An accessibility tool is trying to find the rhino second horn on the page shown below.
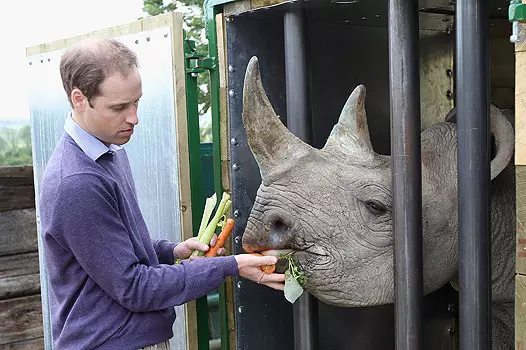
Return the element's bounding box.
[322,85,376,161]
[242,56,312,179]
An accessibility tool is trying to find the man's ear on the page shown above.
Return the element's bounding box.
[71,88,87,111]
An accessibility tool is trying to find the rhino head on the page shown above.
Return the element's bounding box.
[240,56,514,307]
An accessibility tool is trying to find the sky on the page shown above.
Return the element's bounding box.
[0,0,146,121]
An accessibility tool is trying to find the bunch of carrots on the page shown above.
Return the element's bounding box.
[191,192,276,273]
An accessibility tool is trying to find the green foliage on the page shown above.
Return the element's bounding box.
[143,0,212,143]
[0,125,33,166]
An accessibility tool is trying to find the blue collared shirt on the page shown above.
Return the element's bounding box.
[64,114,122,161]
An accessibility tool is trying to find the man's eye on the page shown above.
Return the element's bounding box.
[112,105,126,111]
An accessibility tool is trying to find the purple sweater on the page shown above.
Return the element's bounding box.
[39,134,238,349]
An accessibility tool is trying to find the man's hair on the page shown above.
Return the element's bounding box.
[60,38,138,107]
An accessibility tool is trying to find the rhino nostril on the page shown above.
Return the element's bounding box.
[271,219,288,235]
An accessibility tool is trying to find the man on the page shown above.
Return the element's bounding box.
[39,38,284,350]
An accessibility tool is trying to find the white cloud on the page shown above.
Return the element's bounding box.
[0,0,146,120]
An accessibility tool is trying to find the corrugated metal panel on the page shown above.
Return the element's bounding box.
[27,27,187,350]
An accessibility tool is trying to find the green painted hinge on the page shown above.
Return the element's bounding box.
[184,38,216,74]
[510,0,526,22]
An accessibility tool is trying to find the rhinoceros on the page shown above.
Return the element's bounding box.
[240,57,515,349]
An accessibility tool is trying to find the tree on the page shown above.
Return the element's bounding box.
[0,126,32,166]
[143,0,212,143]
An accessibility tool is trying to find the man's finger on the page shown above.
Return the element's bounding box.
[210,234,218,247]
[266,273,286,283]
[188,255,204,261]
[259,256,278,266]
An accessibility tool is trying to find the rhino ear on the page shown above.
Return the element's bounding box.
[489,104,514,180]
[442,105,514,180]
[322,85,375,160]
[242,56,311,179]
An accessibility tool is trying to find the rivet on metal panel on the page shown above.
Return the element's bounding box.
[448,327,456,335]
[375,14,381,18]
[226,16,233,23]
[232,163,240,171]
[361,16,368,20]
[48,58,51,62]
[29,62,32,65]
[181,205,187,212]
[238,305,243,313]
[447,303,455,313]
[235,236,242,244]
[146,37,151,42]
[446,90,453,99]
[228,65,235,73]
[191,72,198,78]
[237,281,242,289]
[234,210,241,218]
[344,19,351,24]
[446,69,453,77]
[442,17,450,22]
[229,89,236,98]
[135,39,139,44]
[164,33,168,38]
[231,137,239,146]
[40,59,43,63]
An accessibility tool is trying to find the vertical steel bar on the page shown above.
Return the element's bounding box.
[284,6,318,350]
[388,0,424,348]
[456,0,492,347]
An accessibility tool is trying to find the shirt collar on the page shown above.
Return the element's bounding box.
[64,113,122,161]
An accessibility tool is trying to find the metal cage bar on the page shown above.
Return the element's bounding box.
[456,0,492,348]
[388,0,424,348]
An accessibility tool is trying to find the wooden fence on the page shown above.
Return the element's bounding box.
[0,166,44,349]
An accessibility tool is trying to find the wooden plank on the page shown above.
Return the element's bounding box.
[0,167,33,182]
[0,209,37,257]
[518,164,526,274]
[224,1,251,16]
[517,275,526,350]
[0,186,35,212]
[169,12,193,245]
[0,295,44,345]
[0,337,44,350]
[0,167,35,212]
[0,274,40,301]
[0,252,40,300]
[0,252,40,279]
[217,13,232,194]
[515,24,526,165]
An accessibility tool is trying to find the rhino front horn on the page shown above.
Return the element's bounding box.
[242,56,312,180]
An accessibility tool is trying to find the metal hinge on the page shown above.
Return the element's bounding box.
[510,0,526,22]
[184,38,216,76]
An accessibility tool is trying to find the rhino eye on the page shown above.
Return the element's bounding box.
[364,200,387,215]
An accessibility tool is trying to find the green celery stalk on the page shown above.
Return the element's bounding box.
[192,192,231,256]
[197,193,217,241]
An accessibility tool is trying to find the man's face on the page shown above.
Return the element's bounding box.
[75,68,143,146]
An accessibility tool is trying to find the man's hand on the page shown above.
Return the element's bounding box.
[234,254,285,291]
[173,235,225,261]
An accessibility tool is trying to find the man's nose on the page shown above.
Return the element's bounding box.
[126,105,139,125]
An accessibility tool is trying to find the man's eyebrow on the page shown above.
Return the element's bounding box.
[108,95,142,106]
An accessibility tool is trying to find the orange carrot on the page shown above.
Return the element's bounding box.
[250,253,276,274]
[204,218,235,257]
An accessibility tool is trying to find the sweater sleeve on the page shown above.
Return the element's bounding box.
[50,174,239,312]
[152,239,178,265]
